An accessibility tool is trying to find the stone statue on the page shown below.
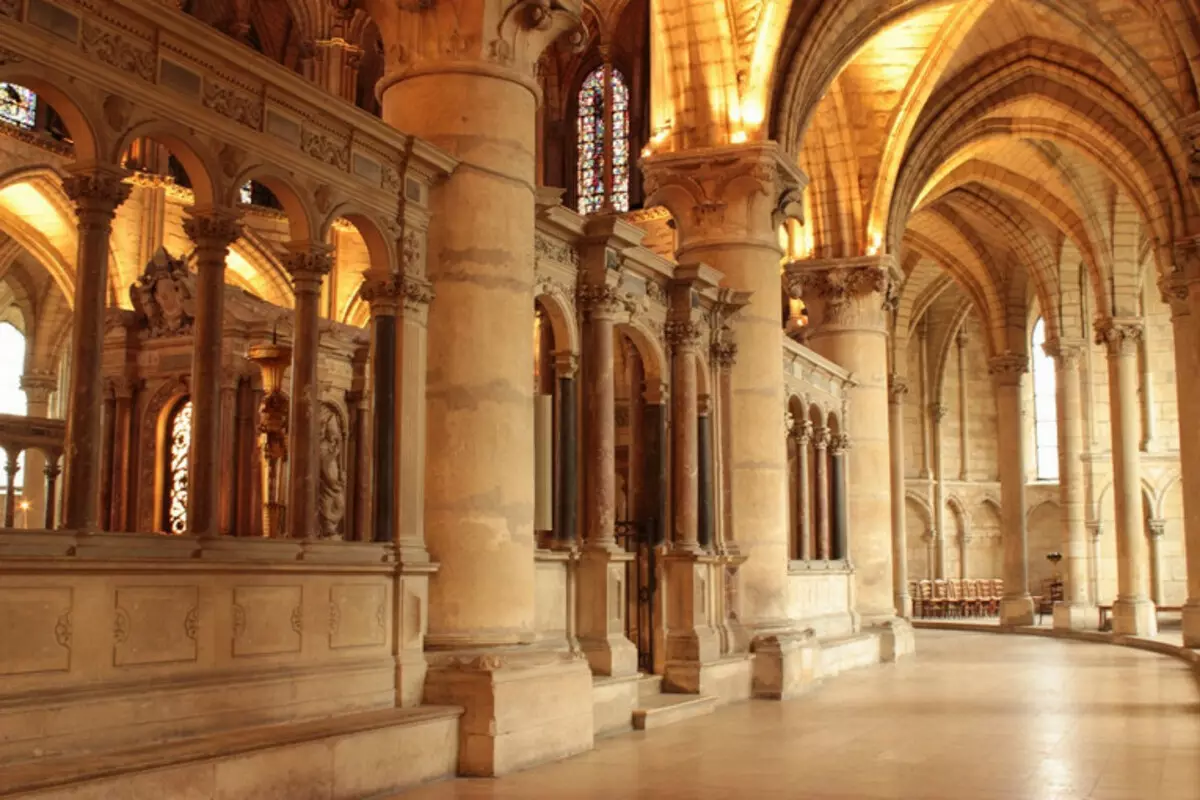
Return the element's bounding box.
[130,248,195,338]
[317,404,346,539]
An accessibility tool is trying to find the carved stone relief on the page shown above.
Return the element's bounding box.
[130,249,196,339]
[318,402,347,539]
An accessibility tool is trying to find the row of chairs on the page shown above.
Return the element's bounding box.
[910,578,1003,618]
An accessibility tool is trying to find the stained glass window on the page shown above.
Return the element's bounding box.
[0,83,36,130]
[165,398,192,534]
[1031,318,1059,481]
[576,67,630,215]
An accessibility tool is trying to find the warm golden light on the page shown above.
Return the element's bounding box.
[730,130,747,144]
[18,501,30,511]
[866,231,883,256]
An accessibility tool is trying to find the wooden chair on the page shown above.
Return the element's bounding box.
[909,581,922,618]
[962,579,981,617]
[917,580,937,619]
[946,579,964,618]
[931,579,949,619]
[986,579,1003,617]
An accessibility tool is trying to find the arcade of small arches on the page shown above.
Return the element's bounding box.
[1,0,1200,796]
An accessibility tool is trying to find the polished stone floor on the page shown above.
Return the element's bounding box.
[395,631,1200,800]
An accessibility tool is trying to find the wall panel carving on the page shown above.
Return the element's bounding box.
[328,584,387,650]
[231,586,303,657]
[112,585,199,666]
[0,587,73,675]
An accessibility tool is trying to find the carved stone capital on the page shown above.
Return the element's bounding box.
[283,244,333,292]
[1148,518,1166,539]
[359,273,434,315]
[988,354,1028,387]
[711,338,738,369]
[1042,338,1087,370]
[1094,318,1144,357]
[554,351,579,378]
[641,142,807,253]
[19,371,57,406]
[664,319,702,353]
[183,208,243,251]
[62,166,131,220]
[813,427,831,450]
[929,403,948,423]
[1158,271,1194,320]
[829,433,851,454]
[576,283,626,321]
[888,375,908,406]
[785,258,897,332]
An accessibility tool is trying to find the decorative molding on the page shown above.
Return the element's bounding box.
[203,81,263,129]
[534,232,579,268]
[987,354,1028,385]
[888,375,908,405]
[664,319,702,352]
[81,21,156,83]
[55,612,72,649]
[1094,318,1144,356]
[576,283,626,319]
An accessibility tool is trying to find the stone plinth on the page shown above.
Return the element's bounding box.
[751,632,820,700]
[423,653,594,776]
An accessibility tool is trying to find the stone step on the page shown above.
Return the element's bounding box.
[636,673,663,701]
[818,632,881,677]
[632,693,716,731]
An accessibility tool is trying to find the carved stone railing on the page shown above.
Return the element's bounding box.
[0,412,65,459]
[783,337,853,413]
[0,0,456,226]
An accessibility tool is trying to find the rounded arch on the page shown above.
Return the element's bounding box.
[615,318,667,385]
[228,230,293,308]
[228,166,317,243]
[320,206,395,275]
[534,284,580,357]
[111,121,222,208]
[0,66,102,163]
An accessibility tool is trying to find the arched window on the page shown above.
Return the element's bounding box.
[0,84,37,129]
[1031,318,1058,481]
[163,397,193,534]
[576,66,630,215]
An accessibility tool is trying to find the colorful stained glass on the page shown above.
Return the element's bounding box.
[166,399,192,535]
[576,67,630,214]
[0,83,36,130]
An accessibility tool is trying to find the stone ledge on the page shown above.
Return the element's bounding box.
[0,706,463,798]
[912,621,1200,669]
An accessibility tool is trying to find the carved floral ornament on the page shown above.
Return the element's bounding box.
[887,375,909,405]
[710,338,737,368]
[829,433,852,454]
[576,283,628,319]
[1094,318,1144,355]
[786,264,895,307]
[1041,338,1086,368]
[359,274,435,313]
[987,354,1028,385]
[664,319,702,352]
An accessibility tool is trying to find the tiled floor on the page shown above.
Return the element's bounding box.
[394,631,1200,800]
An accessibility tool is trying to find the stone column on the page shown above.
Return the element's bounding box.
[788,258,898,623]
[711,336,748,655]
[3,448,19,527]
[669,319,701,553]
[829,433,850,561]
[1160,263,1200,646]
[360,276,399,543]
[888,375,912,617]
[918,320,932,479]
[108,379,135,531]
[555,353,579,544]
[43,453,61,529]
[956,331,970,480]
[989,355,1035,625]
[643,143,805,637]
[792,421,813,560]
[930,402,948,578]
[98,387,116,530]
[19,372,56,527]
[1087,520,1103,607]
[813,426,830,560]
[698,401,715,551]
[282,245,332,540]
[184,209,242,537]
[1139,333,1156,451]
[1096,319,1156,636]
[1046,339,1094,629]
[1148,519,1166,606]
[576,281,638,676]
[61,167,130,531]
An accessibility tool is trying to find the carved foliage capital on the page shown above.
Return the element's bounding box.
[888,375,908,406]
[664,319,702,352]
[183,209,243,251]
[710,338,738,368]
[1042,338,1086,370]
[576,283,626,320]
[1094,318,1144,356]
[283,246,334,287]
[929,403,948,422]
[829,433,852,454]
[62,169,131,217]
[359,274,435,314]
[988,354,1028,386]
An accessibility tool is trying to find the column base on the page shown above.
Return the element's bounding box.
[1183,600,1200,648]
[1052,602,1098,632]
[866,616,915,662]
[999,595,1035,626]
[576,546,639,678]
[895,592,913,620]
[750,630,820,700]
[423,650,594,777]
[661,551,721,664]
[1111,597,1157,637]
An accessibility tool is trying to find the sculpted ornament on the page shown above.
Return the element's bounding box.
[130,249,196,338]
[888,375,908,406]
[317,404,347,539]
[988,354,1028,385]
[577,283,625,319]
[1094,319,1144,355]
[664,319,702,352]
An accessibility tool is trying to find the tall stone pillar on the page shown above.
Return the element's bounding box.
[1148,519,1166,606]
[108,378,136,532]
[989,355,1035,625]
[555,353,579,544]
[813,427,830,560]
[643,143,805,638]
[888,375,912,617]
[1160,261,1200,646]
[1046,339,1094,629]
[829,433,850,560]
[1097,319,1156,636]
[19,372,56,527]
[787,258,898,623]
[576,280,638,677]
[282,245,332,540]
[956,331,970,480]
[61,167,130,531]
[792,422,813,560]
[359,277,399,544]
[930,402,948,578]
[711,334,749,655]
[184,209,242,537]
[669,320,701,553]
